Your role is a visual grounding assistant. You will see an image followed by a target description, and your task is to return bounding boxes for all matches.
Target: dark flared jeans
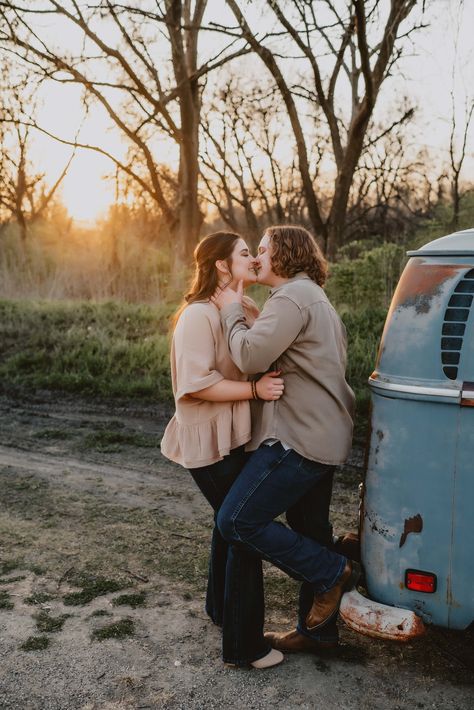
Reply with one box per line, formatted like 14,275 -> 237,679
189,446 -> 270,666
285,466 -> 340,644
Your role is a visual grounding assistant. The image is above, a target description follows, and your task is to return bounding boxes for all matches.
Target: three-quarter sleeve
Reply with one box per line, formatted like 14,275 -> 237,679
173,306 -> 225,401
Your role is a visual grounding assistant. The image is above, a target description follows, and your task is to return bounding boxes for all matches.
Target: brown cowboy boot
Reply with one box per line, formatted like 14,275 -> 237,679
264,628 -> 338,653
306,560 -> 361,631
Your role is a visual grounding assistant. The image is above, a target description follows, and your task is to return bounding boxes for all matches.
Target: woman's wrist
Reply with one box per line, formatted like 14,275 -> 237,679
252,379 -> 262,401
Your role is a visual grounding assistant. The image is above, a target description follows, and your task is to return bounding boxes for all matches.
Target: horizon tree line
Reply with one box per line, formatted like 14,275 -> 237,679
0,0 -> 472,263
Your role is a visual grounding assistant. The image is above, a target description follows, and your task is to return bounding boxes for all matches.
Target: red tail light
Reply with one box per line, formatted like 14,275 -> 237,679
405,569 -> 437,593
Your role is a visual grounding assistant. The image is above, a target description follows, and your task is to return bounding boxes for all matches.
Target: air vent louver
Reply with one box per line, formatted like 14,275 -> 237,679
441,269 -> 474,379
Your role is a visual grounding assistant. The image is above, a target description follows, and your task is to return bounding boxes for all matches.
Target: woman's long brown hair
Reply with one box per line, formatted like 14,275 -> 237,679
172,231 -> 241,328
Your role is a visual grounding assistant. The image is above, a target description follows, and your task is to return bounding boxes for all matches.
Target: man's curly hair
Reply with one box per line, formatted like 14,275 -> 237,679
266,225 -> 328,286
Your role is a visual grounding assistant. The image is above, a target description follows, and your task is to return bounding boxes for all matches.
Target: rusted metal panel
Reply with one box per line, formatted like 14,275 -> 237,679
340,590 -> 426,642
399,513 -> 423,548
390,261 -> 463,313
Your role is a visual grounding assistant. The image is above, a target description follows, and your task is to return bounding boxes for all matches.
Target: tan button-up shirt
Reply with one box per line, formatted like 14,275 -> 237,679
220,273 -> 355,465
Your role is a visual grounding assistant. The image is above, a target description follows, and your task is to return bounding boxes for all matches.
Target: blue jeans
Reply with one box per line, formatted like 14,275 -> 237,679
217,443 -> 346,641
189,447 -> 270,666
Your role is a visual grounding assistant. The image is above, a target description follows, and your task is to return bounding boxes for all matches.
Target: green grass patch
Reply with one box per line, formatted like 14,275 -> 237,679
0,559 -> 45,577
20,635 -> 50,651
0,590 -> 14,609
0,299 -> 173,400
63,574 -> 126,606
34,610 -> 70,633
0,575 -> 26,585
0,559 -> 22,575
111,591 -> 146,609
33,429 -> 73,440
24,592 -> 54,605
92,617 -> 135,641
341,307 -> 386,441
83,430 -> 156,452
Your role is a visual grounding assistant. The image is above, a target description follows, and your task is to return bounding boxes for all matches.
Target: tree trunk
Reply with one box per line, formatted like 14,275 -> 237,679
451,173 -> 460,231
176,95 -> 203,265
167,0 -> 205,267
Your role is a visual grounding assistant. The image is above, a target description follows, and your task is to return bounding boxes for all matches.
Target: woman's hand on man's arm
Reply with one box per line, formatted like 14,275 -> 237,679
190,371 -> 284,402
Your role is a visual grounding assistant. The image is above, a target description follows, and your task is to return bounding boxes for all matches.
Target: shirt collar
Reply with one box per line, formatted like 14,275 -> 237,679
269,271 -> 310,295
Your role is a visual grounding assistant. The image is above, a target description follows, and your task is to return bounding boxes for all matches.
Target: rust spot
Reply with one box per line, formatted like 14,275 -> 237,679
340,591 -> 426,641
392,261 -> 462,312
399,513 -> 423,548
365,511 -> 393,540
445,575 -> 461,607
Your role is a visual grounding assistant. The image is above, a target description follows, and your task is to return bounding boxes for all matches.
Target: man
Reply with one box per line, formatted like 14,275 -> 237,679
212,225 -> 359,653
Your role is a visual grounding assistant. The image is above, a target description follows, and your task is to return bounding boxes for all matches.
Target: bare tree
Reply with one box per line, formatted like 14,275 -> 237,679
223,0 -> 423,257
201,77 -> 322,244
345,104 -> 432,243
448,103 -> 474,230
446,0 -> 474,230
0,1 -> 249,264
0,70 -> 74,241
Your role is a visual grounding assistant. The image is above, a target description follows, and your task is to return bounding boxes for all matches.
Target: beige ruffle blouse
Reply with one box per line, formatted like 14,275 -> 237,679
160,298 -> 258,469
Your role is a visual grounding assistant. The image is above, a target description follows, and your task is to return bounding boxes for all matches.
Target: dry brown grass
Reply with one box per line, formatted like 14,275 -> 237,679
0,222 -> 173,303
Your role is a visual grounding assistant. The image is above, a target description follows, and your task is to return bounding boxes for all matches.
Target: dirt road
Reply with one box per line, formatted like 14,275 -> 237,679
0,393 -> 472,709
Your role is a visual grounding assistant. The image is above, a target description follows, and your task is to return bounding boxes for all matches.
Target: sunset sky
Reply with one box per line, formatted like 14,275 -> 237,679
26,0 -> 474,224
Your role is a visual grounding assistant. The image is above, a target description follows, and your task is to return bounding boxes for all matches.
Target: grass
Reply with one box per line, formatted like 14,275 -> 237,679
34,610 -> 70,632
0,559 -> 45,577
341,307 -> 386,441
0,560 -> 20,575
89,609 -> 113,618
24,592 -> 54,605
0,590 -> 14,609
92,618 -> 135,641
20,635 -> 51,651
111,592 -> 146,609
33,429 -> 73,440
83,430 -> 156,452
0,299 -> 173,400
0,575 -> 26,585
62,574 -> 127,606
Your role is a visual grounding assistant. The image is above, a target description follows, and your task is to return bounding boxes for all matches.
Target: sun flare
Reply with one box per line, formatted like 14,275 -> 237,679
59,152 -> 115,223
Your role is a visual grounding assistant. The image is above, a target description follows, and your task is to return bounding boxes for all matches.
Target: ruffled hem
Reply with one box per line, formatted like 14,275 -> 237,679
160,405 -> 251,469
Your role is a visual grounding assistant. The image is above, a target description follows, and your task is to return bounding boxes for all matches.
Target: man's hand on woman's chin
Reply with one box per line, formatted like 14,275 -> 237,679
211,279 -> 244,310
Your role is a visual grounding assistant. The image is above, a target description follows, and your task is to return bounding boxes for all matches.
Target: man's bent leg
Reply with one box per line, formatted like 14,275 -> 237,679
217,443 -> 346,594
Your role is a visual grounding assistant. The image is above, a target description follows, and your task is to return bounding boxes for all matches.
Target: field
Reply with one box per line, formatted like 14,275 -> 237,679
0,392 -> 473,709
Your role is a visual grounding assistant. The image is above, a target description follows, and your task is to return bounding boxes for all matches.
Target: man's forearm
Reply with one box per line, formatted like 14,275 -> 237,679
220,299 -> 303,374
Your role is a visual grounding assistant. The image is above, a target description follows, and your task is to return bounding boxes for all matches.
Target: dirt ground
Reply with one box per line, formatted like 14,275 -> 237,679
0,392 -> 473,710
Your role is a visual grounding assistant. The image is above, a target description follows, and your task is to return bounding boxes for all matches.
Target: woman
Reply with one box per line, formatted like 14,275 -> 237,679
160,231 -> 285,669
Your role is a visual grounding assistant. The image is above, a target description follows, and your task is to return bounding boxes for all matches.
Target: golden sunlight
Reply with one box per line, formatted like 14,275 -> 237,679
33,80 -> 122,223
60,151 -> 115,223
